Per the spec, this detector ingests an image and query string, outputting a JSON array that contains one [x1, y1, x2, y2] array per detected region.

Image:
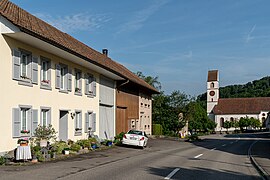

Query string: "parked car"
[[122, 130, 148, 148]]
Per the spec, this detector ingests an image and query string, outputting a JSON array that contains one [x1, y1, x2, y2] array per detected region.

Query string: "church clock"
[[209, 91, 215, 96]]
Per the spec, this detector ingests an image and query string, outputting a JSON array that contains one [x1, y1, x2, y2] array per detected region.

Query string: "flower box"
[[21, 130, 30, 134]]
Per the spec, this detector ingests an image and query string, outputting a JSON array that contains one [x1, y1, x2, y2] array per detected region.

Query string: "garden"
[[0, 125, 117, 165]]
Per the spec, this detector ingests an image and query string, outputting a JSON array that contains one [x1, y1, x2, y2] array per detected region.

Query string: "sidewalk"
[[250, 139, 270, 179]]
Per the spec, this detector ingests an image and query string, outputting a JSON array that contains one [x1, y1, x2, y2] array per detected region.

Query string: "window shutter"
[[79, 113, 82, 129], [32, 56, 38, 84], [27, 55, 32, 80], [27, 109, 32, 133], [67, 69, 72, 91], [85, 74, 90, 95], [47, 108, 51, 125], [48, 61, 51, 86], [12, 49, 21, 80], [32, 109, 38, 136], [92, 113, 96, 132], [79, 75, 82, 91], [85, 113, 89, 133], [93, 77, 97, 96], [12, 108, 21, 137], [55, 64, 61, 89]]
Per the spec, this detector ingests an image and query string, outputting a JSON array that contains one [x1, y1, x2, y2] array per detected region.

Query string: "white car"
[[122, 130, 148, 148]]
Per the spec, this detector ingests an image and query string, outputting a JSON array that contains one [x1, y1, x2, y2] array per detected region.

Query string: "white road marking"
[[194, 154, 203, 159], [210, 148, 216, 151], [222, 144, 226, 147], [164, 168, 180, 180]]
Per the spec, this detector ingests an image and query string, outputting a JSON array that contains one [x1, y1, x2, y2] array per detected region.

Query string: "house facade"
[[207, 70, 270, 131], [0, 0, 158, 153]]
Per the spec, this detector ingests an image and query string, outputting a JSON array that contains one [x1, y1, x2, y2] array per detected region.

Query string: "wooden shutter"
[[93, 77, 97, 96], [12, 49, 21, 80], [85, 74, 90, 95], [12, 108, 21, 137], [79, 112, 82, 129], [47, 108, 51, 125], [32, 56, 38, 84], [27, 55, 32, 80], [85, 113, 89, 133], [27, 109, 32, 133], [48, 61, 51, 86], [55, 64, 61, 89], [90, 113, 96, 132], [67, 69, 72, 91], [32, 109, 38, 136]]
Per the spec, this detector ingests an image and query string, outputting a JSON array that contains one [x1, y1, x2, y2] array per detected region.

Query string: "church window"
[[211, 82, 214, 88], [220, 118, 224, 127]]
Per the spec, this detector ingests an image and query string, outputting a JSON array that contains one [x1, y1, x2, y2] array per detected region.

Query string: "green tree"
[[223, 121, 232, 132], [135, 71, 162, 91]]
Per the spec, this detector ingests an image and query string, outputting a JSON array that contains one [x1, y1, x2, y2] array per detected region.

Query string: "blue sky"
[[10, 0, 270, 96]]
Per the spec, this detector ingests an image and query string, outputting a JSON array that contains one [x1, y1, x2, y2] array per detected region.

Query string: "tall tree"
[[135, 71, 162, 91]]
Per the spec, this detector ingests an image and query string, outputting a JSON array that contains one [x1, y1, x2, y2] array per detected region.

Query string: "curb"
[[250, 155, 269, 180], [248, 140, 269, 180]]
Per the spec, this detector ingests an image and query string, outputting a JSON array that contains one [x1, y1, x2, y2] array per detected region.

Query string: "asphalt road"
[[0, 134, 263, 180]]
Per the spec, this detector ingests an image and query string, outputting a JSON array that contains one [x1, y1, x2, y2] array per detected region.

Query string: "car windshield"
[[128, 130, 143, 135]]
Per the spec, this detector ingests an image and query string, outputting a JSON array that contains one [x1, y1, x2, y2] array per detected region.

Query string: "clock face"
[[209, 91, 215, 96]]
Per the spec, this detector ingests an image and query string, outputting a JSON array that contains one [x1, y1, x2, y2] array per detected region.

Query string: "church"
[[206, 70, 270, 132]]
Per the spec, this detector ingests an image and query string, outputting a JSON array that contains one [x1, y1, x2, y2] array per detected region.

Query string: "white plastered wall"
[[0, 34, 102, 152]]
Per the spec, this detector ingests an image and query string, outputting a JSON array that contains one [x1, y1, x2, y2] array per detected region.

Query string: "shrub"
[[0, 156, 6, 165], [51, 141, 69, 154], [152, 124, 163, 135], [34, 124, 57, 142], [114, 132, 125, 145], [70, 144, 81, 152]]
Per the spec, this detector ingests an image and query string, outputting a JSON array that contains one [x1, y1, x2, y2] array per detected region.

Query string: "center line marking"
[[194, 154, 203, 158], [164, 168, 180, 179], [210, 148, 216, 151], [222, 144, 226, 147]]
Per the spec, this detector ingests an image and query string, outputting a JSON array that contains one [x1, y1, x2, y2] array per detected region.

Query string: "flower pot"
[[106, 141, 112, 147], [64, 150, 69, 155], [91, 144, 97, 149], [20, 143, 28, 146]]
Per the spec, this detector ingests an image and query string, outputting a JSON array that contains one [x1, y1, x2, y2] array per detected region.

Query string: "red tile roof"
[[207, 70, 218, 82], [0, 0, 159, 93], [213, 97, 270, 115]]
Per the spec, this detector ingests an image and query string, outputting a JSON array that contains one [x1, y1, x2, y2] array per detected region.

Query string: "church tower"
[[207, 70, 219, 117]]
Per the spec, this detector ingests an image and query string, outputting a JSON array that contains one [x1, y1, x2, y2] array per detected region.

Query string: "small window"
[[21, 108, 28, 131], [41, 109, 50, 127], [75, 70, 82, 95], [211, 82, 214, 88], [220, 117, 224, 127], [20, 54, 28, 78], [40, 57, 51, 89], [230, 117, 234, 122], [75, 111, 82, 135], [60, 66, 67, 90]]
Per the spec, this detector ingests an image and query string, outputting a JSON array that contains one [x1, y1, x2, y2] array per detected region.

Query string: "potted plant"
[[17, 138, 29, 146], [63, 147, 70, 155], [106, 140, 113, 147]]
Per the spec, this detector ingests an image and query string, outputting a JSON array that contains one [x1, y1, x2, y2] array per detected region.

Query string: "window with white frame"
[[21, 108, 28, 131], [75, 111, 82, 135], [41, 109, 48, 127], [75, 70, 82, 94], [12, 49, 38, 86], [20, 54, 28, 78], [85, 74, 96, 96], [40, 57, 51, 89], [60, 66, 66, 90]]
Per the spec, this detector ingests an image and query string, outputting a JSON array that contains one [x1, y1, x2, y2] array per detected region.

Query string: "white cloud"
[[34, 12, 111, 33], [117, 0, 170, 34]]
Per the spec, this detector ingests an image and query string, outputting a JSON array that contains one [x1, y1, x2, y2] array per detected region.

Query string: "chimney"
[[102, 49, 108, 56]]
